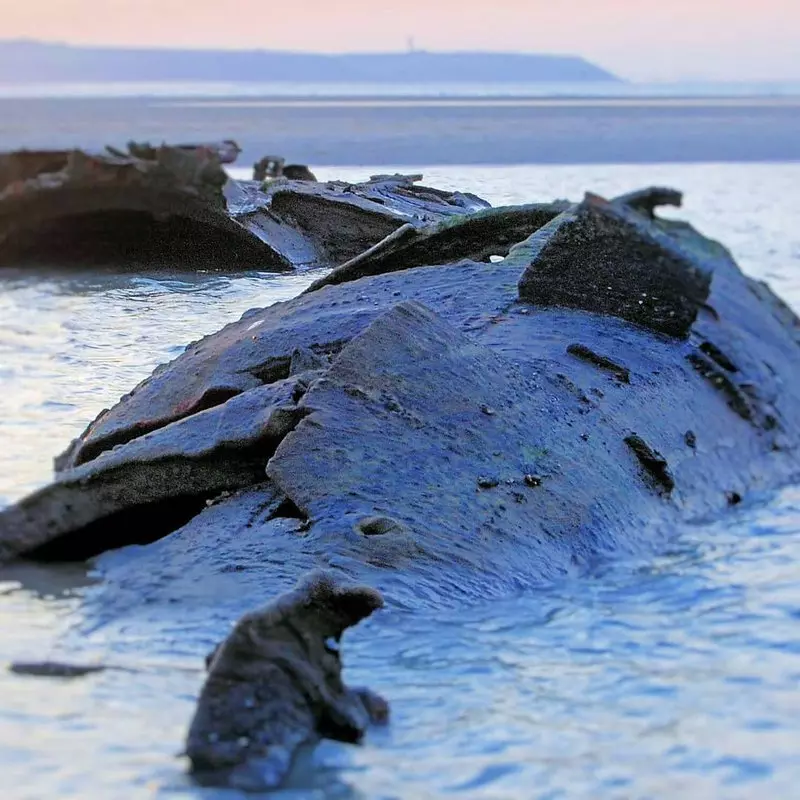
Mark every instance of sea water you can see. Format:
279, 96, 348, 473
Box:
0, 164, 799, 799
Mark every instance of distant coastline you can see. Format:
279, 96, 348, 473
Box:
0, 40, 619, 84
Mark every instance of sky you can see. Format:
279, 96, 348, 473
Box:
3, 0, 798, 82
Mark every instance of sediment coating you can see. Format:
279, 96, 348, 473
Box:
264, 300, 673, 583
517, 193, 712, 338
185, 570, 387, 791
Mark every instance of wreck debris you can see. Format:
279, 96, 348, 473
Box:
698, 339, 739, 373
687, 352, 755, 424
283, 164, 318, 181
1, 162, 799, 795
263, 301, 663, 575
117, 139, 242, 165
186, 571, 387, 791
178, 139, 242, 164
726, 491, 743, 506
516, 193, 712, 338
9, 661, 108, 678
305, 201, 568, 293
253, 155, 285, 181
566, 343, 631, 383
253, 155, 318, 183
247, 173, 489, 268
52, 258, 522, 474
0, 144, 285, 268
0, 149, 72, 188
0, 146, 487, 270
612, 186, 683, 219
624, 434, 675, 495
0, 377, 309, 562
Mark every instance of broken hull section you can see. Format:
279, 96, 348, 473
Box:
0, 190, 797, 610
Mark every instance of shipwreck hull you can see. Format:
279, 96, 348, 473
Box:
1, 188, 798, 611
0, 184, 292, 269
0, 145, 281, 269
0, 145, 495, 271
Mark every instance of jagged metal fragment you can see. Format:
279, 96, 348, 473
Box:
186, 571, 387, 791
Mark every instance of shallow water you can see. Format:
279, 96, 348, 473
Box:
1, 164, 799, 798
3, 97, 800, 165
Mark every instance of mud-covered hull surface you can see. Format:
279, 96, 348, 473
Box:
1, 188, 798, 605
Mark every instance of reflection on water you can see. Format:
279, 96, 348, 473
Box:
0, 163, 799, 797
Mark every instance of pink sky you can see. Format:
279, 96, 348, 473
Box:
5, 0, 798, 81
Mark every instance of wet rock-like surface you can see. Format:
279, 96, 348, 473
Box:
186, 571, 387, 791
1, 187, 799, 592
264, 300, 668, 585
517, 193, 712, 338
232, 172, 491, 270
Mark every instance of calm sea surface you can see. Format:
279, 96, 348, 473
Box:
2, 80, 800, 99
2, 92, 800, 165
1, 163, 799, 798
